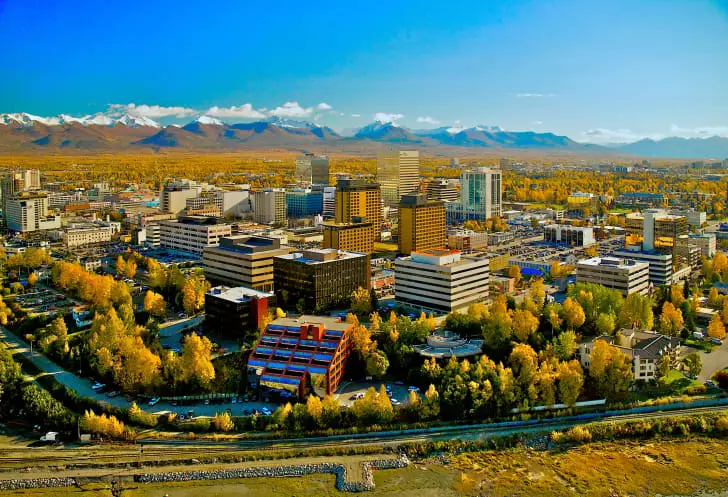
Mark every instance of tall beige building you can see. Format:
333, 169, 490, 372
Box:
253, 189, 286, 225
377, 150, 420, 210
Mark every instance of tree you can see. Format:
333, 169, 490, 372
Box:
305, 395, 323, 426
589, 340, 632, 400
595, 313, 616, 335
659, 301, 684, 337
350, 286, 372, 316
708, 314, 726, 339
116, 256, 126, 278
708, 287, 723, 309
512, 309, 539, 341
530, 278, 546, 309
144, 290, 166, 318
683, 352, 702, 378
180, 334, 215, 386
27, 272, 38, 288
508, 265, 522, 285
366, 350, 389, 378
351, 323, 375, 358
670, 284, 685, 307
656, 354, 672, 380
182, 281, 199, 315
584, 245, 598, 258
552, 330, 578, 360
618, 293, 654, 331
212, 412, 234, 432
561, 298, 586, 330
113, 336, 161, 392
557, 360, 584, 406
124, 259, 138, 280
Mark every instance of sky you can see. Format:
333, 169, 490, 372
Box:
1, 0, 727, 143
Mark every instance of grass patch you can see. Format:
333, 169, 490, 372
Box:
684, 338, 716, 352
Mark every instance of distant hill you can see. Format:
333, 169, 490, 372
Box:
617, 136, 728, 159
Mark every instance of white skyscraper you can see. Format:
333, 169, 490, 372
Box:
447, 166, 502, 221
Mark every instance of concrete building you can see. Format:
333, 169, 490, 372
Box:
576, 257, 649, 295
334, 179, 382, 242
160, 179, 203, 214
395, 249, 490, 313
399, 194, 446, 255
322, 219, 373, 254
447, 229, 489, 253
321, 186, 336, 217
446, 166, 502, 221
62, 225, 113, 249
626, 209, 688, 251
247, 315, 354, 400
274, 249, 369, 312
5, 192, 61, 232
579, 329, 681, 382
295, 154, 329, 185
668, 208, 707, 229
2, 170, 41, 226
567, 192, 599, 212
159, 216, 232, 256
204, 286, 271, 341
285, 189, 323, 217
425, 179, 459, 203
203, 235, 290, 292
48, 191, 84, 210
544, 224, 596, 246
689, 233, 717, 259
613, 248, 673, 288
253, 189, 286, 225
377, 150, 420, 210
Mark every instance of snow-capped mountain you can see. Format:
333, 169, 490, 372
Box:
195, 115, 224, 126
0, 112, 161, 128
354, 121, 421, 142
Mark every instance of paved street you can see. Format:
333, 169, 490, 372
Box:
698, 339, 728, 382
334, 380, 417, 407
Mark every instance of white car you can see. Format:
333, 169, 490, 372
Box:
390, 398, 400, 406
408, 386, 420, 393
260, 407, 272, 416
148, 397, 161, 406
91, 382, 105, 390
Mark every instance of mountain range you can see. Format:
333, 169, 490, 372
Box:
0, 112, 726, 158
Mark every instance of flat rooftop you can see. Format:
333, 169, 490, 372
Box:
577, 257, 646, 269
277, 248, 366, 264
207, 285, 272, 302
268, 315, 351, 333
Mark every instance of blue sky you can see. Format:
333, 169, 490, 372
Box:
1, 0, 727, 143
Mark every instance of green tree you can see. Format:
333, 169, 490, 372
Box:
683, 352, 702, 378
618, 293, 654, 330
552, 330, 578, 360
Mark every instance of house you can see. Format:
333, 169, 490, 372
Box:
578, 329, 681, 382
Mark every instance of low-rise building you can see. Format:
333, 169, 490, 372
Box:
688, 233, 716, 259
447, 229, 489, 253
395, 249, 490, 313
62, 225, 113, 249
576, 257, 649, 295
613, 248, 673, 288
247, 315, 354, 400
159, 216, 232, 256
544, 224, 596, 246
578, 329, 681, 382
274, 249, 369, 312
204, 286, 272, 341
203, 235, 289, 292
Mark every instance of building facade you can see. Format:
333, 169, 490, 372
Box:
295, 154, 330, 185
5, 192, 61, 232
576, 257, 649, 295
322, 220, 374, 254
446, 166, 502, 221
285, 189, 323, 218
398, 194, 446, 255
395, 249, 490, 313
253, 189, 286, 225
544, 224, 596, 246
203, 235, 290, 292
274, 249, 369, 312
334, 179, 382, 242
446, 229, 489, 253
204, 286, 271, 341
159, 217, 232, 256
377, 150, 420, 210
63, 226, 113, 249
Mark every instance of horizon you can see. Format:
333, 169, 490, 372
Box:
1, 0, 727, 145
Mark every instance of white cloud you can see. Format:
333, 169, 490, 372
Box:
454, 120, 461, 125
579, 124, 728, 144
373, 112, 404, 122
316, 102, 333, 111
108, 103, 196, 118
578, 128, 648, 144
417, 116, 440, 125
515, 93, 555, 98
268, 101, 314, 118
532, 120, 543, 125
669, 124, 728, 138
205, 104, 265, 118
351, 114, 361, 118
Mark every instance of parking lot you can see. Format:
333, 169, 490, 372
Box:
11, 287, 79, 317
334, 380, 419, 408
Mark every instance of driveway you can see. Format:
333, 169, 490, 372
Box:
0, 326, 276, 418
697, 339, 728, 382
334, 380, 417, 408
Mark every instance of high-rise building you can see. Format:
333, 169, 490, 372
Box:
377, 150, 420, 210
159, 216, 232, 256
2, 170, 42, 226
321, 186, 336, 217
295, 154, 330, 185
334, 179, 382, 242
425, 179, 459, 203
160, 179, 202, 214
399, 194, 446, 255
5, 192, 61, 232
203, 235, 290, 292
394, 249, 490, 313
274, 249, 369, 312
322, 218, 373, 254
446, 166, 502, 221
253, 189, 286, 225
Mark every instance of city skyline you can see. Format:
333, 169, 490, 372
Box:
0, 0, 726, 144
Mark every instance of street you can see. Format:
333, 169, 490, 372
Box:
698, 339, 728, 382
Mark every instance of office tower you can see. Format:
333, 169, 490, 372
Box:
5, 192, 61, 232
377, 150, 420, 210
395, 249, 490, 313
285, 188, 324, 218
321, 186, 336, 217
334, 179, 382, 242
398, 194, 446, 255
1, 169, 41, 226
425, 179, 459, 202
625, 209, 688, 252
203, 235, 290, 292
158, 216, 232, 256
160, 179, 202, 214
447, 166, 502, 221
295, 154, 330, 185
253, 189, 286, 225
274, 249, 369, 312
322, 218, 373, 254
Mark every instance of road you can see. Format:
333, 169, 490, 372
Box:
0, 325, 276, 418
698, 338, 728, 382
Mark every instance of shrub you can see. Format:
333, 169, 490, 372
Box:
715, 416, 728, 432
714, 371, 728, 390
566, 426, 592, 443
212, 412, 234, 432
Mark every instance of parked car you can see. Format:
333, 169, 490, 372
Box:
710, 337, 723, 345
351, 392, 365, 400
91, 382, 105, 390
107, 391, 120, 398
148, 397, 161, 406
260, 407, 272, 416
407, 386, 420, 393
